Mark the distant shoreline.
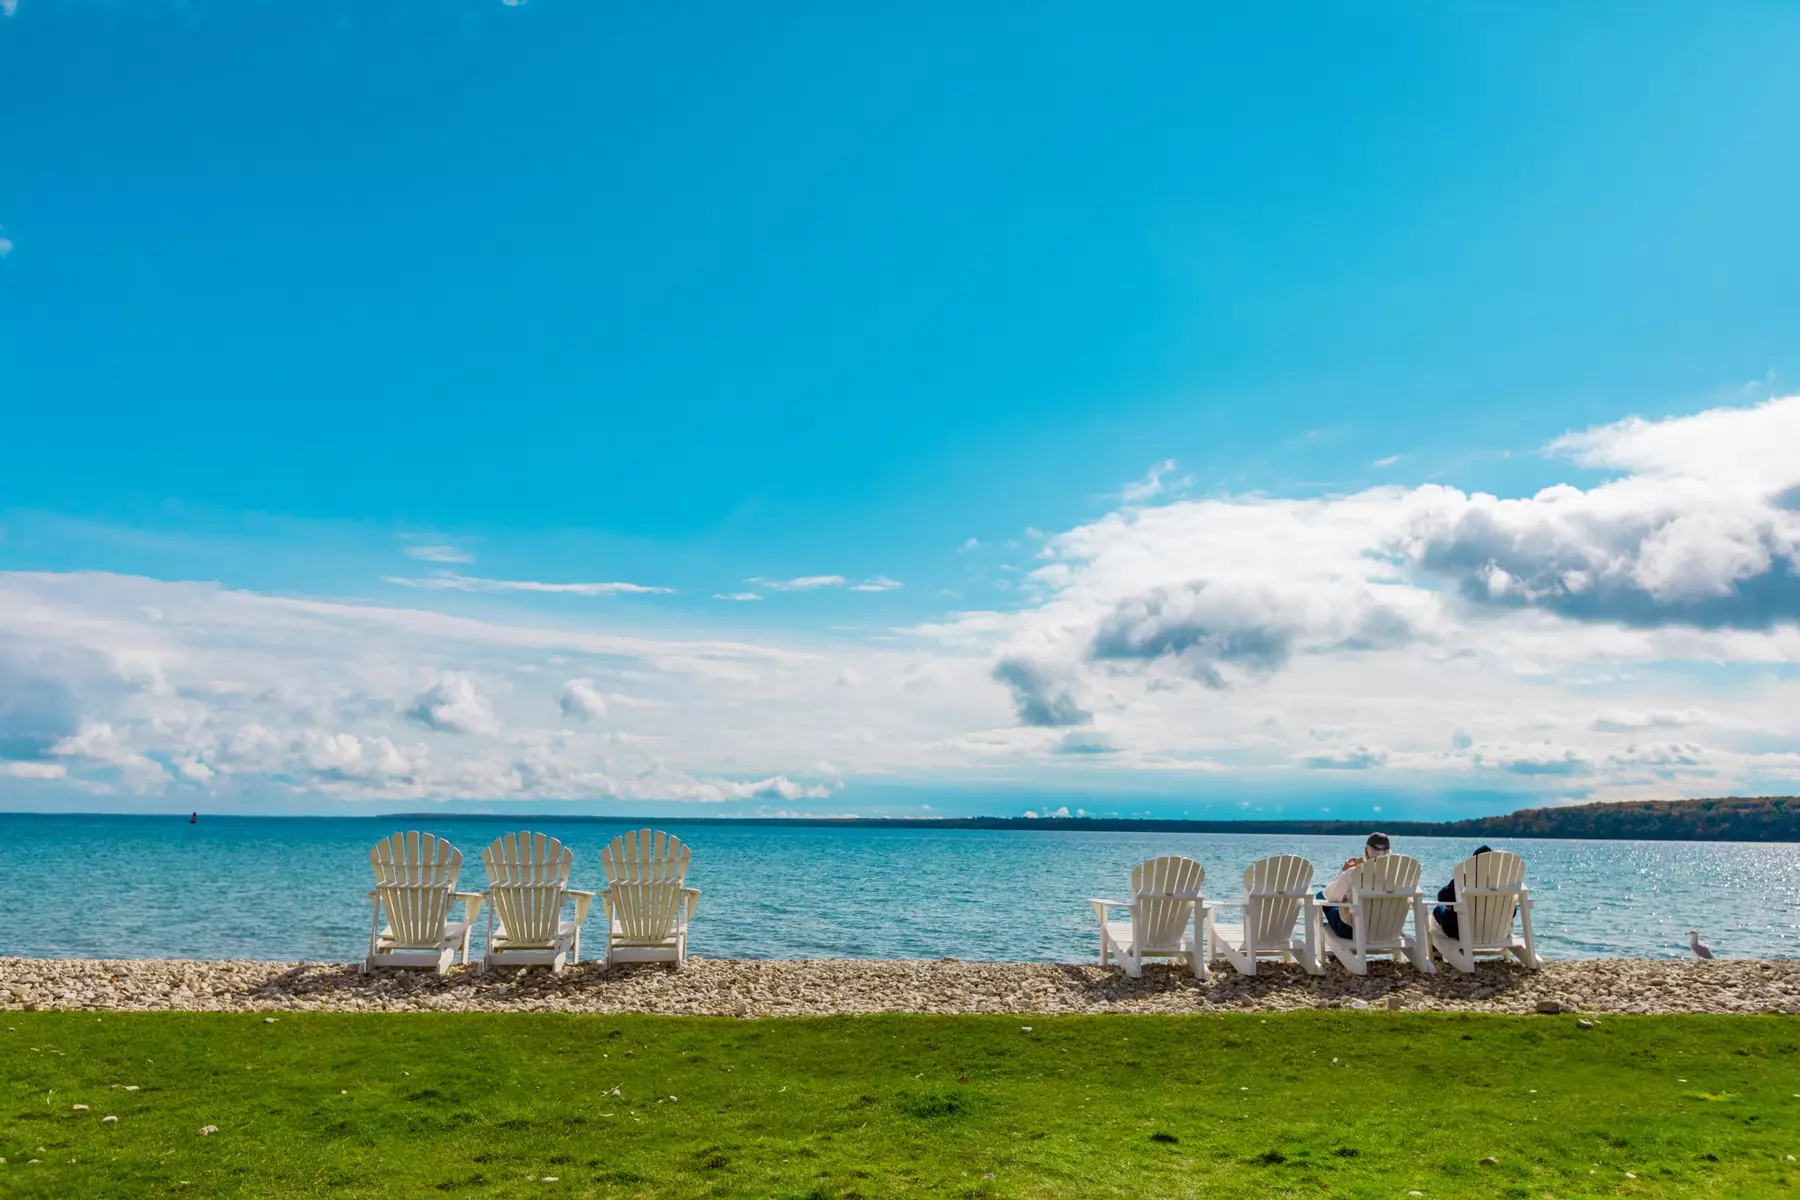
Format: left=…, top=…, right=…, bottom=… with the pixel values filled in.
left=6, top=795, right=1796, bottom=842
left=381, top=795, right=1800, bottom=843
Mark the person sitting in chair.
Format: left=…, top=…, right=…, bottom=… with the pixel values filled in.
left=1318, top=832, right=1391, bottom=939
left=1433, top=845, right=1497, bottom=939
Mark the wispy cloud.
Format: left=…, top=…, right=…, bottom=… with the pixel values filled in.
left=959, top=537, right=981, bottom=552
left=748, top=574, right=901, bottom=593
left=1120, top=459, right=1188, bottom=503
left=384, top=571, right=673, bottom=596
left=1372, top=454, right=1401, bottom=468
left=748, top=575, right=847, bottom=591
left=713, top=592, right=764, bottom=602
left=0, top=3, right=14, bottom=20
left=0, top=227, right=12, bottom=258
left=403, top=544, right=474, bottom=564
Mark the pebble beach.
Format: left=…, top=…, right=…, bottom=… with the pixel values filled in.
left=4, top=957, right=1797, bottom=1017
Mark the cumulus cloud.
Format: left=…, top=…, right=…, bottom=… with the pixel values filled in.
left=558, top=678, right=607, bottom=722
left=1299, top=745, right=1390, bottom=770
left=1591, top=708, right=1712, bottom=733
left=992, top=656, right=1091, bottom=727
left=0, top=643, right=85, bottom=762
left=405, top=673, right=499, bottom=736
left=385, top=571, right=673, bottom=596
left=403, top=544, right=474, bottom=564
left=5, top=395, right=1800, bottom=808
left=1054, top=730, right=1119, bottom=755
left=1395, top=398, right=1800, bottom=629
left=50, top=722, right=170, bottom=789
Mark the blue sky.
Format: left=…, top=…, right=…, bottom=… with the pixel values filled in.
left=3, top=2, right=1799, bottom=818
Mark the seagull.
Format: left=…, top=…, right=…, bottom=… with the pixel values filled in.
left=1687, top=930, right=1715, bottom=960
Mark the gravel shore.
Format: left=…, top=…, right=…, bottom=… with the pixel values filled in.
left=3, top=956, right=1798, bottom=1016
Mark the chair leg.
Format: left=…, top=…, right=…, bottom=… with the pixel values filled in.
left=1519, top=899, right=1542, bottom=969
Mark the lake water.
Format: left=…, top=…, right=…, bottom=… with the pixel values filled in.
left=2, top=814, right=1796, bottom=962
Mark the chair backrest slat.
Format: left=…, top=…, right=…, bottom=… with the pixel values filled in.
left=1243, top=854, right=1313, bottom=948
left=369, top=832, right=461, bottom=888
left=377, top=882, right=456, bottom=947
left=602, top=828, right=691, bottom=885
left=1349, top=853, right=1422, bottom=943
left=1129, top=856, right=1204, bottom=947
left=1454, top=850, right=1526, bottom=948
left=483, top=832, right=572, bottom=887
left=609, top=880, right=687, bottom=943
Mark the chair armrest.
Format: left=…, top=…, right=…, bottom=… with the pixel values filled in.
left=456, top=892, right=484, bottom=924
left=680, top=886, right=701, bottom=919
left=1087, top=897, right=1126, bottom=909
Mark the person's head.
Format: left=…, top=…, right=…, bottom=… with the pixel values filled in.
left=1472, top=844, right=1492, bottom=856
left=1364, top=832, right=1391, bottom=858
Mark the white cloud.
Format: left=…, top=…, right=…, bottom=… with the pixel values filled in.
left=384, top=571, right=673, bottom=596
left=50, top=722, right=170, bottom=790
left=713, top=592, right=764, bottom=602
left=1298, top=744, right=1390, bottom=770
left=405, top=672, right=500, bottom=736
left=1590, top=707, right=1713, bottom=733
left=558, top=678, right=607, bottom=722
left=960, top=538, right=981, bottom=552
left=748, top=575, right=847, bottom=591
left=848, top=576, right=904, bottom=592
left=403, top=544, right=474, bottom=564
left=1373, top=455, right=1400, bottom=468
left=1120, top=459, right=1179, bottom=503
left=4, top=395, right=1800, bottom=808
left=1, top=3, right=16, bottom=19
left=3, top=760, right=65, bottom=779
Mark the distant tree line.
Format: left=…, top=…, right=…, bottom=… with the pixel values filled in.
left=397, top=796, right=1800, bottom=842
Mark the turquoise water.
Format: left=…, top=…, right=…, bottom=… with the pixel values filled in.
left=1, top=815, right=1796, bottom=962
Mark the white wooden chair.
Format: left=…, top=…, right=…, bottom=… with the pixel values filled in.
left=1428, top=850, right=1543, bottom=972
left=1311, top=853, right=1434, bottom=975
left=1206, top=854, right=1320, bottom=976
left=480, top=832, right=593, bottom=973
left=1088, top=855, right=1209, bottom=981
left=363, top=831, right=483, bottom=974
left=597, top=829, right=700, bottom=968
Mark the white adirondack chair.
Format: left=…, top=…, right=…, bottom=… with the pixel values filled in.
left=363, top=831, right=484, bottom=974
left=597, top=829, right=700, bottom=967
left=1206, top=854, right=1320, bottom=976
left=1088, top=856, right=1209, bottom=981
left=1428, top=850, right=1543, bottom=971
left=1311, top=853, right=1434, bottom=975
left=480, top=831, right=594, bottom=973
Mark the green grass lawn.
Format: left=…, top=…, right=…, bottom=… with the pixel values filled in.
left=2, top=1012, right=1796, bottom=1198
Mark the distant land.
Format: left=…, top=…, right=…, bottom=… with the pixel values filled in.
left=389, top=796, right=1800, bottom=843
